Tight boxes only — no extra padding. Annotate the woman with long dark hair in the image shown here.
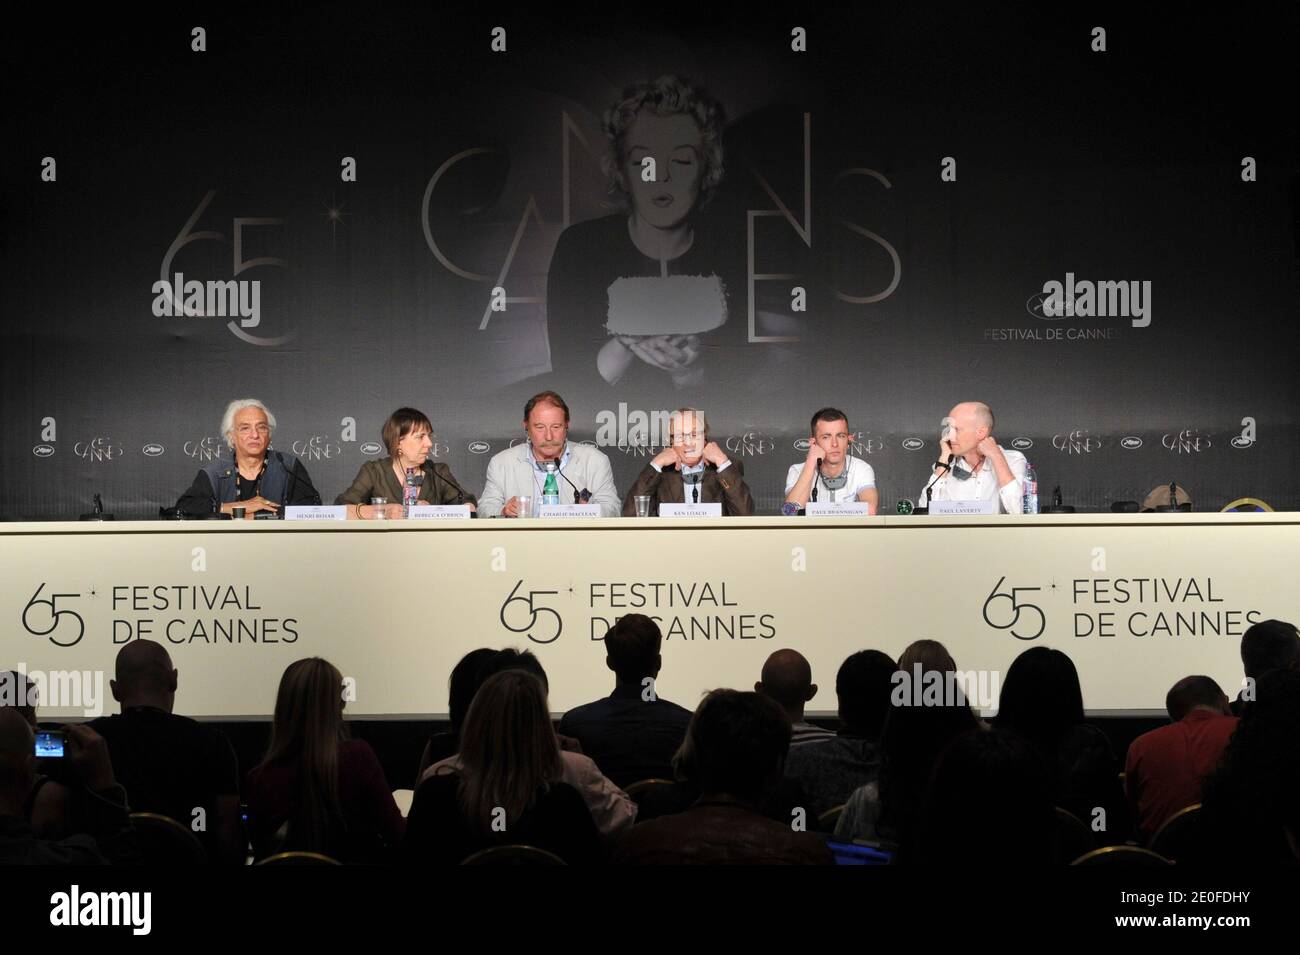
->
[993,646,1130,842]
[246,658,404,862]
[404,670,603,864]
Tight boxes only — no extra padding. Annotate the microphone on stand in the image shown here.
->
[810,458,823,503]
[1154,480,1191,513]
[1042,484,1076,514]
[429,466,478,517]
[557,468,590,504]
[80,493,115,521]
[277,452,322,518]
[683,470,703,504]
[913,459,953,515]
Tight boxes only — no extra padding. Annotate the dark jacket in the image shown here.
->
[558,685,693,788]
[784,734,882,820]
[176,451,320,516]
[403,773,604,865]
[335,458,477,508]
[0,784,139,865]
[621,460,754,516]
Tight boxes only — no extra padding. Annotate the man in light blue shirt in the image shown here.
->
[478,391,621,517]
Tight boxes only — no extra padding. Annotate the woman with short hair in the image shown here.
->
[335,407,476,518]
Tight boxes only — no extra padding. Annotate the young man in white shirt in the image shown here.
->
[783,408,879,514]
[921,401,1027,514]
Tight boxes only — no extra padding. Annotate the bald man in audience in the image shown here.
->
[89,640,243,864]
[756,650,834,747]
[1124,675,1239,843]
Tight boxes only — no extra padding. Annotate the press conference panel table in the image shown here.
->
[2,513,1294,719]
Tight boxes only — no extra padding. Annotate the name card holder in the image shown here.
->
[283,506,348,522]
[537,504,602,519]
[929,500,999,516]
[659,503,723,518]
[407,505,473,521]
[805,502,872,517]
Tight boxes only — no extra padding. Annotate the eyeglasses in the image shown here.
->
[236,424,270,435]
[669,431,703,445]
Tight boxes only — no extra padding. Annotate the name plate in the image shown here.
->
[658,503,723,518]
[537,504,602,519]
[407,505,472,521]
[805,502,872,517]
[284,506,348,522]
[930,500,999,516]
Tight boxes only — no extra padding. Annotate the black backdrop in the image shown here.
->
[4,4,1298,519]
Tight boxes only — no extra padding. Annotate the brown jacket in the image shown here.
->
[334,457,477,507]
[613,796,834,865]
[621,459,754,516]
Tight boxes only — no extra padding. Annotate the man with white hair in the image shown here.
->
[621,407,753,515]
[175,398,321,517]
[920,401,1026,514]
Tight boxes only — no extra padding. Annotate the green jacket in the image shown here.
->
[334,457,477,507]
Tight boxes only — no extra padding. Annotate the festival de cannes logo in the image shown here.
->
[184,437,225,462]
[725,432,775,457]
[901,438,925,451]
[32,445,55,458]
[849,431,884,456]
[359,442,383,456]
[1010,437,1033,451]
[1120,436,1144,450]
[467,441,491,455]
[73,438,121,462]
[1051,430,1101,455]
[291,436,343,461]
[1162,430,1211,454]
[142,443,165,457]
[793,438,812,452]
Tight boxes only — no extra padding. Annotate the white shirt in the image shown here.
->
[785,456,876,504]
[921,446,1027,514]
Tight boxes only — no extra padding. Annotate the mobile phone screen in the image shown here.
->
[34,730,65,758]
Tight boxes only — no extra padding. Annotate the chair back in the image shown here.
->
[461,845,567,866]
[1071,845,1172,866]
[1149,803,1203,862]
[129,812,208,865]
[255,851,342,866]
[1053,806,1096,864]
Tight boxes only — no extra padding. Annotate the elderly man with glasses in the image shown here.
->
[174,398,321,518]
[621,407,754,516]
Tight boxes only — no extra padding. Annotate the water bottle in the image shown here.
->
[542,463,561,507]
[404,467,419,516]
[1022,462,1039,514]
